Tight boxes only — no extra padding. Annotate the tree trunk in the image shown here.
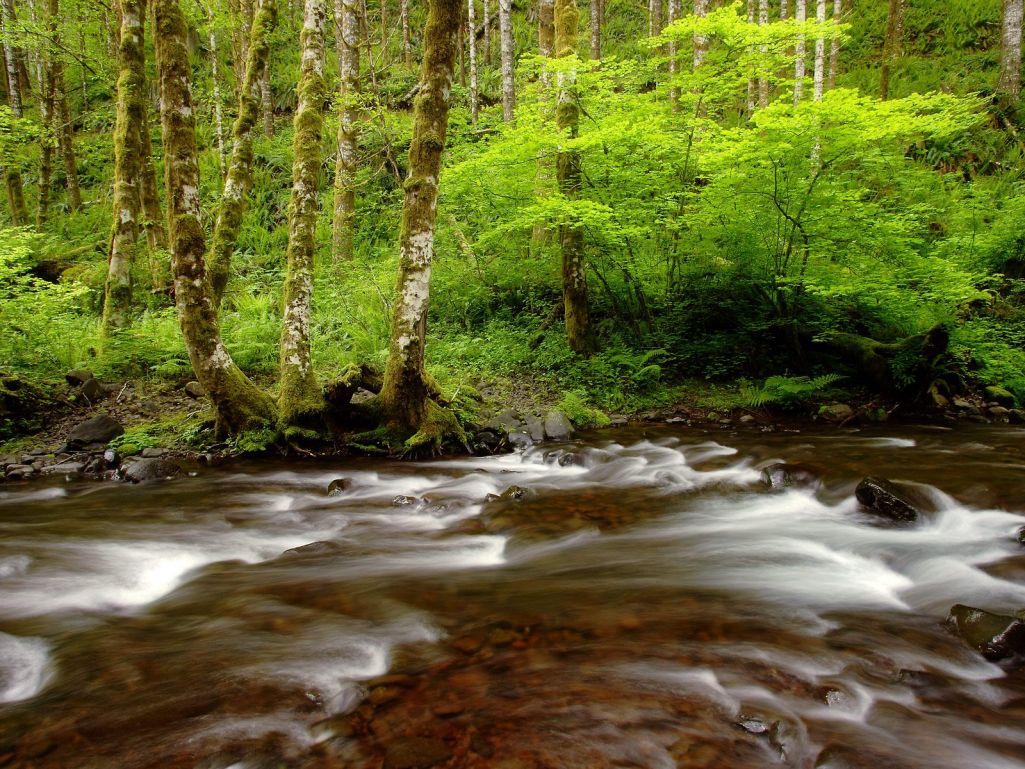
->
[1000,0,1023,100]
[589,0,599,59]
[332,0,360,259]
[879,0,904,101]
[746,0,755,113]
[555,0,591,355]
[102,0,147,334]
[261,64,274,133]
[209,0,276,307]
[49,0,81,213]
[467,0,478,122]
[498,0,513,120]
[648,0,661,36]
[482,0,490,66]
[279,0,328,427]
[138,102,166,254]
[152,0,278,435]
[0,0,26,225]
[539,0,553,57]
[813,0,825,101]
[758,0,768,107]
[205,9,227,176]
[794,0,806,102]
[780,0,788,20]
[1,0,27,110]
[668,0,678,108]
[377,0,461,434]
[693,0,707,70]
[401,0,411,65]
[827,0,841,89]
[36,58,54,226]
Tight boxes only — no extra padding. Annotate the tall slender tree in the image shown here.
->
[555,0,591,354]
[468,0,478,122]
[102,0,147,333]
[377,0,462,438]
[152,0,277,434]
[482,0,490,65]
[758,0,768,107]
[794,0,806,102]
[1000,0,1023,101]
[746,0,755,113]
[209,0,276,307]
[649,0,662,37]
[589,0,599,59]
[879,0,904,101]
[498,0,513,120]
[332,0,360,259]
[668,0,679,108]
[813,0,825,101]
[1,0,27,225]
[48,0,81,213]
[401,0,411,65]
[693,0,707,70]
[279,0,328,427]
[827,0,841,89]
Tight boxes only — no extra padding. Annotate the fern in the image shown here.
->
[738,374,845,409]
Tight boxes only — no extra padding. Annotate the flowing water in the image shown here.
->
[2,424,1025,768]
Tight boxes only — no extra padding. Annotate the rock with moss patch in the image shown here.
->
[984,386,1015,407]
[947,604,1025,662]
[65,369,93,386]
[543,410,573,440]
[184,381,206,399]
[819,403,854,423]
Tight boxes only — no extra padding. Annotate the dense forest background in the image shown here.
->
[2,0,1025,448]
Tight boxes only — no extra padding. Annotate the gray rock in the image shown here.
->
[283,541,344,557]
[947,604,1025,662]
[41,461,85,475]
[80,378,106,402]
[5,464,35,476]
[392,495,419,506]
[819,403,854,423]
[507,430,533,449]
[739,414,756,424]
[706,412,721,422]
[140,447,167,458]
[855,476,921,523]
[103,448,121,467]
[522,413,545,442]
[0,454,16,468]
[67,415,124,447]
[543,409,573,440]
[952,396,982,415]
[122,458,182,483]
[184,381,206,399]
[327,478,353,495]
[762,462,819,489]
[65,368,94,386]
[484,408,521,433]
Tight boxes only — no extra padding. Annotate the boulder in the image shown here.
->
[1010,409,1025,425]
[739,414,756,424]
[140,447,167,458]
[854,476,921,523]
[65,369,93,386]
[989,406,1011,420]
[984,385,1015,407]
[947,604,1025,662]
[543,409,573,440]
[522,413,545,442]
[819,403,854,423]
[122,458,182,483]
[79,378,106,402]
[40,461,85,476]
[327,477,353,495]
[762,462,819,489]
[184,381,206,399]
[952,397,981,415]
[66,415,124,447]
[483,408,521,433]
[507,430,533,449]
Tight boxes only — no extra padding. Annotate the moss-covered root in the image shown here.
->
[402,399,468,457]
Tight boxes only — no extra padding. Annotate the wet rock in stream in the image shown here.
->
[854,476,922,523]
[947,604,1025,662]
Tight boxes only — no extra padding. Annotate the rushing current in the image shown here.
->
[1,423,1024,769]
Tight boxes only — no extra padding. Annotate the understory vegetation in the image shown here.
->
[2,0,1025,448]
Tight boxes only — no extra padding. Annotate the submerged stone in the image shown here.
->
[855,476,921,523]
[327,477,353,495]
[762,462,819,489]
[947,604,1025,662]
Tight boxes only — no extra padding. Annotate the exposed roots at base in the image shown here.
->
[401,399,469,458]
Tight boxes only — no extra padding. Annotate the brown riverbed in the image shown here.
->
[1,423,1025,768]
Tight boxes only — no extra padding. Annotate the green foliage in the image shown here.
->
[738,374,845,409]
[556,390,612,428]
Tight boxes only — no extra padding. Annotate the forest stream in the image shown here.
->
[1,424,1025,769]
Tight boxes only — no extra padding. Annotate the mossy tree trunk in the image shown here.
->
[401,0,411,66]
[153,0,277,436]
[138,101,167,256]
[332,0,359,261]
[555,0,592,355]
[209,0,276,307]
[46,0,81,213]
[879,0,904,101]
[36,34,55,226]
[1,0,27,226]
[102,0,147,334]
[667,0,678,108]
[278,0,327,427]
[377,0,461,435]
[1000,0,1023,102]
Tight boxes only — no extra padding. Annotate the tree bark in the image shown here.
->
[279,0,328,427]
[102,0,147,334]
[827,0,841,89]
[0,0,26,225]
[539,0,553,57]
[261,63,274,133]
[377,0,461,434]
[794,0,806,103]
[668,0,678,108]
[49,0,81,213]
[467,0,478,122]
[555,0,591,355]
[498,0,513,120]
[482,0,490,66]
[780,0,788,20]
[210,0,276,307]
[401,0,411,65]
[746,0,755,113]
[693,0,707,70]
[589,0,599,59]
[205,9,227,176]
[758,0,768,107]
[648,0,662,37]
[813,0,825,101]
[1000,0,1023,100]
[138,102,166,254]
[36,53,54,226]
[879,0,904,101]
[153,0,277,435]
[332,0,360,259]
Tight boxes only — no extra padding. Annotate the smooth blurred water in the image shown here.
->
[1,423,1024,768]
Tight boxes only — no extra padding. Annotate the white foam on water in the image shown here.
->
[0,632,52,704]
[0,555,31,579]
[0,487,67,506]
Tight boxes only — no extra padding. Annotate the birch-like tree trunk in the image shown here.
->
[152,0,277,436]
[1,0,26,111]
[589,0,599,59]
[780,0,788,20]
[36,51,54,226]
[332,0,360,259]
[827,0,841,89]
[693,0,707,69]
[813,0,825,101]
[467,0,478,122]
[205,8,227,176]
[0,0,26,225]
[260,64,274,133]
[102,0,146,333]
[668,0,678,108]
[209,0,276,307]
[482,0,490,65]
[1000,0,1023,100]
[556,0,591,354]
[794,0,806,103]
[879,0,904,101]
[757,0,768,107]
[648,0,661,37]
[279,0,328,427]
[401,0,411,65]
[746,0,755,114]
[498,0,513,120]
[377,0,461,435]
